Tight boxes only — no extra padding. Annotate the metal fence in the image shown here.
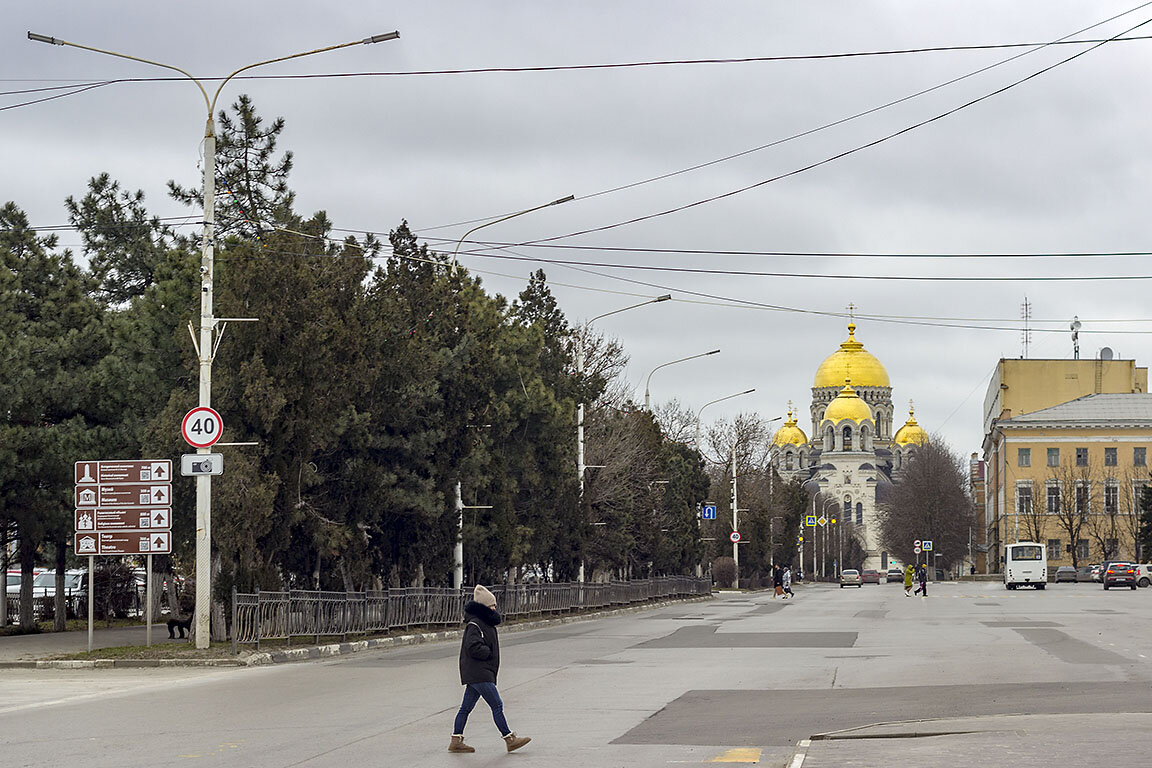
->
[232,576,711,652]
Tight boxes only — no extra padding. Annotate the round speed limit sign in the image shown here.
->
[182,406,223,448]
[730,531,741,543]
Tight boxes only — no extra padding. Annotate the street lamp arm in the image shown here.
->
[588,294,671,325]
[28,31,210,109]
[645,348,720,409]
[451,194,573,274]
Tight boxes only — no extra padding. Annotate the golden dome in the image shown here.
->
[813,322,890,389]
[822,380,873,424]
[772,403,809,447]
[894,403,928,446]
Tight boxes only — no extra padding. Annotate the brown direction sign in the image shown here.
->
[75,507,170,532]
[74,530,171,556]
[75,460,172,485]
[75,483,171,509]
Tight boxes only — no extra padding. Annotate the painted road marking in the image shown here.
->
[711,747,762,763]
[789,739,811,768]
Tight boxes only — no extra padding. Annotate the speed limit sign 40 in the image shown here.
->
[730,531,741,543]
[182,407,223,448]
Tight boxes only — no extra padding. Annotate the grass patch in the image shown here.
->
[50,641,237,661]
[0,617,148,636]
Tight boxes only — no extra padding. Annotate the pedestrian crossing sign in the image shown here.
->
[805,515,816,527]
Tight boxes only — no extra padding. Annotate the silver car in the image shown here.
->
[840,569,863,588]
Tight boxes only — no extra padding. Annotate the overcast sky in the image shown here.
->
[6,1,1152,458]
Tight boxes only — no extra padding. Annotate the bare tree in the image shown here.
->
[652,398,697,447]
[1051,459,1091,567]
[877,438,974,571]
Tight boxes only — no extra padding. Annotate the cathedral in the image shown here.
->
[770,322,927,571]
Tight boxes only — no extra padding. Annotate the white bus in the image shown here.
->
[1004,541,1047,590]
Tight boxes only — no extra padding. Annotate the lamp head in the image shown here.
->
[365,31,400,44]
[28,32,63,45]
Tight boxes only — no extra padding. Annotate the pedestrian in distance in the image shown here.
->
[903,564,915,597]
[772,563,784,598]
[449,585,531,754]
[782,566,794,599]
[914,564,928,597]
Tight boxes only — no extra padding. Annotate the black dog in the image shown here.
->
[167,615,193,639]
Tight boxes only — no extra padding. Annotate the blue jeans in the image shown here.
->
[453,682,510,736]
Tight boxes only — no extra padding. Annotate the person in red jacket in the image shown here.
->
[449,584,531,754]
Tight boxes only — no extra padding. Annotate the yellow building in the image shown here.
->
[983,392,1152,569]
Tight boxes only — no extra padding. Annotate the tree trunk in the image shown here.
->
[1,524,9,629]
[53,540,66,632]
[19,535,35,627]
[211,552,226,642]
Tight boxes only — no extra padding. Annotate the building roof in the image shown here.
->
[893,404,929,446]
[772,404,809,447]
[813,323,891,389]
[822,381,874,424]
[999,393,1152,427]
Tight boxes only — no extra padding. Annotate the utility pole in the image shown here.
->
[731,443,739,587]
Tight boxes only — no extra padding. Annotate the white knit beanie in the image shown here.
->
[473,584,497,608]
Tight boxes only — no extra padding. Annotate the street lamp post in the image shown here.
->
[446,197,572,591]
[643,349,720,410]
[692,389,754,579]
[694,389,756,458]
[576,295,671,581]
[822,499,838,579]
[30,30,401,649]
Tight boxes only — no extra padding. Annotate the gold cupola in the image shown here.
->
[822,380,874,424]
[813,322,890,389]
[893,403,928,446]
[772,403,809,447]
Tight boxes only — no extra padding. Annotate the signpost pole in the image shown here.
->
[87,554,94,653]
[145,552,153,647]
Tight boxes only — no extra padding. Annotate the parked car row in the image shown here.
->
[1050,562,1151,589]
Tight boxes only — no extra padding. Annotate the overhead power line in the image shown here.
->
[7,33,1152,95]
[504,11,1152,250]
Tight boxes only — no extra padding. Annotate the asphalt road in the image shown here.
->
[2,580,1151,767]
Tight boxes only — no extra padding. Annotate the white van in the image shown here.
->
[1004,542,1047,590]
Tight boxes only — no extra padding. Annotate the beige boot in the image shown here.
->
[503,733,531,752]
[449,735,475,753]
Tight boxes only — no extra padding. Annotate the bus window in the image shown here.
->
[1010,545,1043,561]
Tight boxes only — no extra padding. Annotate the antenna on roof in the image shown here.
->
[1020,297,1032,359]
[1071,316,1081,360]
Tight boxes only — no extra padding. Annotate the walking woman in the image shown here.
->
[903,563,915,597]
[772,563,784,598]
[449,585,531,753]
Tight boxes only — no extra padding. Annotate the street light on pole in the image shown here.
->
[576,295,671,581]
[643,349,720,410]
[449,195,574,275]
[30,29,401,649]
[694,389,756,459]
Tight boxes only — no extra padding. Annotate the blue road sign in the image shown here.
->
[805,515,816,527]
[702,505,717,520]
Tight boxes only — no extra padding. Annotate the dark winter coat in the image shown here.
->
[459,601,502,685]
[772,567,783,588]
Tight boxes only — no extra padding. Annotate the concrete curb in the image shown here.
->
[2,594,712,669]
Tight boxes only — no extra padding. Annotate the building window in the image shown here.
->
[1047,448,1060,467]
[1018,448,1031,467]
[1077,539,1090,560]
[1135,481,1150,511]
[856,502,863,525]
[1104,483,1118,515]
[1104,447,1117,467]
[1135,447,1146,467]
[1047,538,1062,558]
[1075,482,1089,516]
[844,500,851,522]
[842,425,853,449]
[1017,484,1033,517]
[1104,538,1119,560]
[785,453,793,470]
[1076,447,1088,467]
[1047,483,1061,515]
[881,551,888,569]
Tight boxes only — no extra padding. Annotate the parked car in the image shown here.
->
[1091,564,1104,582]
[1134,564,1152,588]
[1075,566,1095,582]
[839,569,863,588]
[1102,562,1138,590]
[885,567,903,583]
[1054,566,1078,583]
[30,570,88,616]
[861,569,881,584]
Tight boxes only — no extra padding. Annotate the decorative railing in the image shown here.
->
[231,576,711,652]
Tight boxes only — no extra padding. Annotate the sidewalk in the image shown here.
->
[0,623,171,662]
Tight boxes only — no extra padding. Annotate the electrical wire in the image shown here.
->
[504,12,1152,250]
[0,81,113,112]
[8,33,1152,94]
